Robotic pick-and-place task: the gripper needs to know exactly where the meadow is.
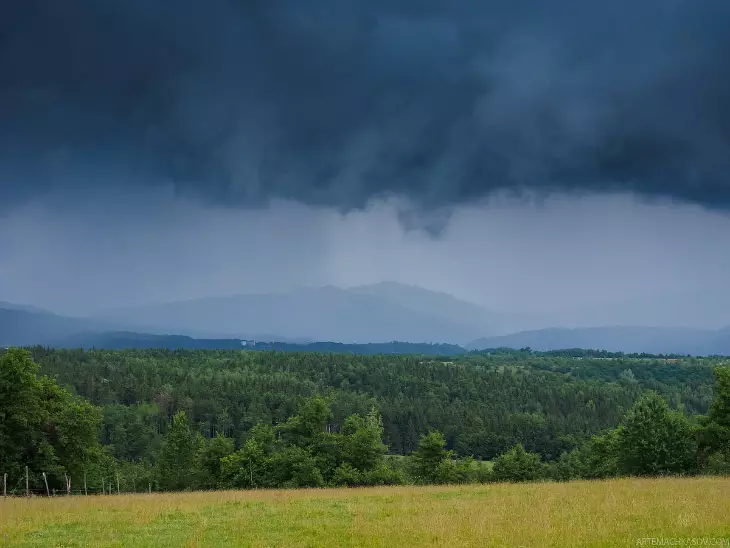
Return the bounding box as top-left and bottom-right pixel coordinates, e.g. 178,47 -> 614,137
2,477 -> 729,547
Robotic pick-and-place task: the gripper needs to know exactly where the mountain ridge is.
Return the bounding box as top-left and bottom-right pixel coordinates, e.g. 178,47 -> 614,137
467,325 -> 730,355
90,282 -> 495,344
5,283 -> 730,354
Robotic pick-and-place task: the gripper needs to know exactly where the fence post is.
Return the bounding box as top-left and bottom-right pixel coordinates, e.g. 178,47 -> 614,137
25,466 -> 29,497
42,472 -> 50,497
3,472 -> 6,497
65,474 -> 71,496
116,474 -> 120,494
84,471 -> 88,496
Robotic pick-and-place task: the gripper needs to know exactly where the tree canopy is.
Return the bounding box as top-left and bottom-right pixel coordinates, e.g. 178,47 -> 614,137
1,348 -> 728,492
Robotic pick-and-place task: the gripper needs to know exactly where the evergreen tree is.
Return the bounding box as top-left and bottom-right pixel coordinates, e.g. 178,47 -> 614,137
156,411 -> 199,491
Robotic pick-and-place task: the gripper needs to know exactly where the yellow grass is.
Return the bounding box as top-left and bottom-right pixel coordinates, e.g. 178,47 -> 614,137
1,477 -> 729,547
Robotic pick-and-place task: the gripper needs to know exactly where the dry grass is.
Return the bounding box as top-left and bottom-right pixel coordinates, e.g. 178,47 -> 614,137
1,477 -> 729,547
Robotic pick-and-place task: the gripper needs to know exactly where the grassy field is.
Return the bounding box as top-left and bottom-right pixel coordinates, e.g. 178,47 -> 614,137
1,477 -> 729,547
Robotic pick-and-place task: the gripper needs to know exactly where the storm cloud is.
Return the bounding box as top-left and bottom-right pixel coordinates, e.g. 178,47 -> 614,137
2,0 -> 730,216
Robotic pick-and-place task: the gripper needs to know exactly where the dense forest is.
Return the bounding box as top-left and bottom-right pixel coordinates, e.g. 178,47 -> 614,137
52,334 -> 467,355
28,347 -> 719,458
1,347 -> 728,494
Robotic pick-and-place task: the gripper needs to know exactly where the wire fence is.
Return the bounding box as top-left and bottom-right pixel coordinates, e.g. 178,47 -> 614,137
2,471 -> 154,498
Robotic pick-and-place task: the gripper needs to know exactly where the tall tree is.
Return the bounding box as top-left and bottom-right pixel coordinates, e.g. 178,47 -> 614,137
335,408 -> 391,485
220,423 -> 277,489
0,348 -> 101,487
156,411 -> 199,491
698,366 -> 730,469
708,366 -> 730,429
195,434 -> 235,489
0,348 -> 46,478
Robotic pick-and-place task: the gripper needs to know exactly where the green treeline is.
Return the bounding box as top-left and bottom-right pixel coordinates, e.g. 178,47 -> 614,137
28,348 -> 717,460
1,348 -> 728,493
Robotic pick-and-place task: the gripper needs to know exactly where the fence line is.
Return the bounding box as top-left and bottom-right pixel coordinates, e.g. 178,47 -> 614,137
1,469 -> 156,498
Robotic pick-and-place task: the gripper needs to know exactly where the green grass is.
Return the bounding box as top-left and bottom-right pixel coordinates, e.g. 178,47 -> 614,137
1,477 -> 729,547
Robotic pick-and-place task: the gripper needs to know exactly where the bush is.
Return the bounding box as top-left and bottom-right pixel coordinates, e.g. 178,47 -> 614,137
705,452 -> 730,475
332,462 -> 362,486
492,444 -> 542,482
616,392 -> 698,476
409,431 -> 453,484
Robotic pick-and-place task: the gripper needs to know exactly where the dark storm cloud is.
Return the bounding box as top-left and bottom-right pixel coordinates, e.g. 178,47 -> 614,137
1,0 -> 729,213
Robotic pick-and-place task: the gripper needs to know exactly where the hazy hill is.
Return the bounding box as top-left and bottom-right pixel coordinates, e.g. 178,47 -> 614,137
467,326 -> 730,355
0,305 -> 304,348
526,289 -> 730,331
7,283 -> 730,354
0,301 -> 51,314
50,331 -> 247,350
94,283 -> 495,344
348,282 -> 498,335
0,307 -> 97,347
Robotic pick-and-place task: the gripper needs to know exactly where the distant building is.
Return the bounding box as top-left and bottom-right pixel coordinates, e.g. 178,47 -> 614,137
240,340 -> 256,347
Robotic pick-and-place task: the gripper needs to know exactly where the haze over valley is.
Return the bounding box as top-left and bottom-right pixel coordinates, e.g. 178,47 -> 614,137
3,279 -> 730,354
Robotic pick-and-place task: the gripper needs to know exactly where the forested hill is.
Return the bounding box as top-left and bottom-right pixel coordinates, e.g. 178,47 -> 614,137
46,333 -> 466,355
29,347 -> 719,461
247,341 -> 465,355
468,326 -> 730,355
54,332 -> 246,350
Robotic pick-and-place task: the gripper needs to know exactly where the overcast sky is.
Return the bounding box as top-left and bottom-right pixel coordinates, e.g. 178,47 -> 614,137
2,191 -> 729,326
1,0 -> 729,326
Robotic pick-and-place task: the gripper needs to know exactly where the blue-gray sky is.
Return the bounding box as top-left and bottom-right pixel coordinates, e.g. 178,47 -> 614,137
1,0 -> 729,328
2,192 -> 730,331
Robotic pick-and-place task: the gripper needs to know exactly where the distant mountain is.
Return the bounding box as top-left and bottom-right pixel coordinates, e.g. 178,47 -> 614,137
11,282 -> 728,353
0,304 -> 299,348
94,283 -> 495,344
0,301 -> 51,314
0,308 -> 469,354
518,289 -> 730,331
51,331 -> 248,350
467,326 -> 730,355
348,282 -> 498,335
0,307 -> 97,347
